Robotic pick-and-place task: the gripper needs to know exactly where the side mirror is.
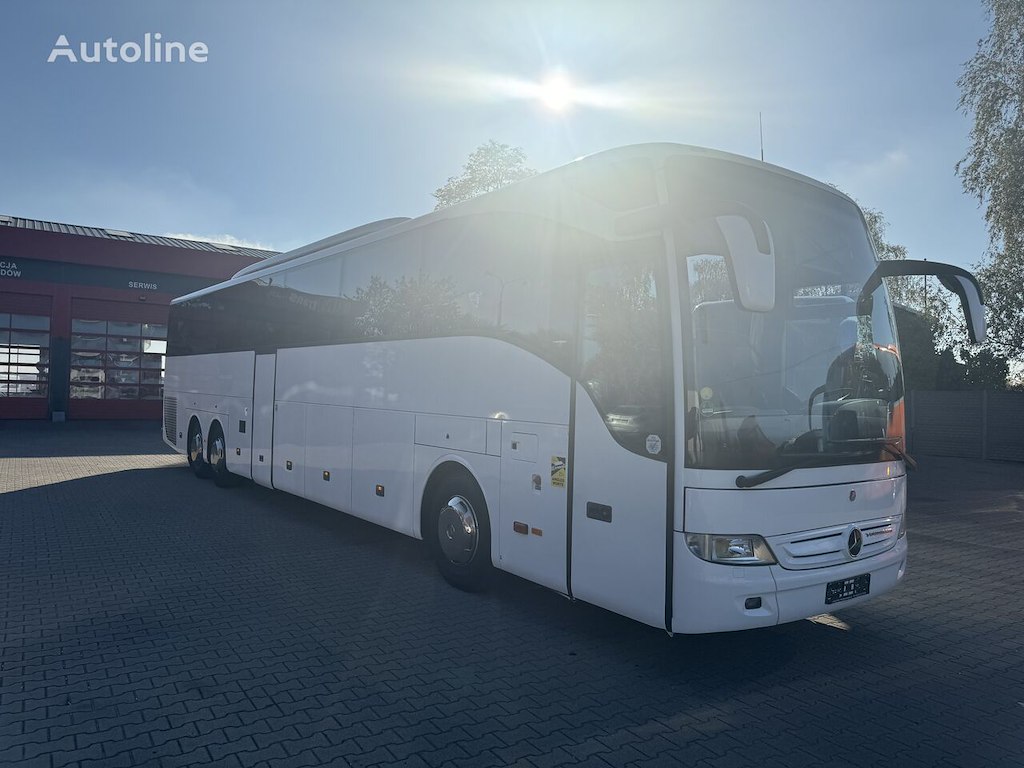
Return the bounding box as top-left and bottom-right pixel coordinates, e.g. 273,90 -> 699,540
857,259 -> 986,343
619,200 -> 776,312
715,214 -> 775,312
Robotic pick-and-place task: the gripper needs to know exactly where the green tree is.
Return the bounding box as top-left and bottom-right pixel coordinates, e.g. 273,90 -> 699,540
353,274 -> 464,337
961,347 -> 1010,389
432,140 -> 536,210
862,207 -> 908,262
956,0 -> 1024,360
935,349 -> 968,390
973,250 -> 1024,360
862,203 -> 1010,389
861,203 -> 953,329
856,201 -> 954,389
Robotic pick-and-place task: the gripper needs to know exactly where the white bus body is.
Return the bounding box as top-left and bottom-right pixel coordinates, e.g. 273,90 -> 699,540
162,143 -> 984,634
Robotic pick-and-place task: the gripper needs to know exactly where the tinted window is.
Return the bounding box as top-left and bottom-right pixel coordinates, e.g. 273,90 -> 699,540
580,236 -> 668,459
170,213 -> 587,372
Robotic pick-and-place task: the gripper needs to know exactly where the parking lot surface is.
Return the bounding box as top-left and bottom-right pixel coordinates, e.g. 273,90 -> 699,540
1,423 -> 1022,767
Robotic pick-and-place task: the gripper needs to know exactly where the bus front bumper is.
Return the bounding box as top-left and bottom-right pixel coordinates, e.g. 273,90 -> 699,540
671,533 -> 907,634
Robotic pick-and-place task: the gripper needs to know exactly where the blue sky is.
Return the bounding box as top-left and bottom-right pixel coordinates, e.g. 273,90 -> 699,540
0,1 -> 992,269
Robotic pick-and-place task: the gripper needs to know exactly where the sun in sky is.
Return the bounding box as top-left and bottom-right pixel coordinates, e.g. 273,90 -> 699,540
537,71 -> 575,112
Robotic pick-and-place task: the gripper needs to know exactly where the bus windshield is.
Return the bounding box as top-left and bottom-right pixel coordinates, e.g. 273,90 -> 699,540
669,157 -> 904,471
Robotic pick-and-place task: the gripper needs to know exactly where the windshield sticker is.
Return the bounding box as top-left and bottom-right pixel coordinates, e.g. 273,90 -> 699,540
645,434 -> 662,455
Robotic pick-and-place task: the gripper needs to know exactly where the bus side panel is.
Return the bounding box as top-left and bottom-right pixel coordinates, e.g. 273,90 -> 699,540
281,338 -> 569,425
251,354 -> 275,488
305,404 -> 354,513
176,351 -> 254,401
351,408 -> 416,536
273,400 -> 306,497
223,395 -> 254,480
497,421 -> 569,594
170,351 -> 254,465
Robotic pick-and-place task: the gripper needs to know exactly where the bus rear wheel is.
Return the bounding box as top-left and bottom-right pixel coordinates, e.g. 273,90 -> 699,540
208,422 -> 239,488
429,475 -> 492,592
187,418 -> 212,479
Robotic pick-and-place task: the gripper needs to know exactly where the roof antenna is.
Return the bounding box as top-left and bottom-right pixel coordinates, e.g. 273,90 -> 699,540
759,112 -> 764,162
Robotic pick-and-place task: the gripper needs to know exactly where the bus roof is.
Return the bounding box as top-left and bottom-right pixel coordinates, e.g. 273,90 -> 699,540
172,142 -> 856,305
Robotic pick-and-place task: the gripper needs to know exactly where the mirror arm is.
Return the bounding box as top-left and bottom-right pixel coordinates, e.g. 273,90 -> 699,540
856,260 -> 986,343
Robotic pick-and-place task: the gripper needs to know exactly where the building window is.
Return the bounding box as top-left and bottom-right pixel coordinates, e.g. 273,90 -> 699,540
0,313 -> 50,398
70,319 -> 166,400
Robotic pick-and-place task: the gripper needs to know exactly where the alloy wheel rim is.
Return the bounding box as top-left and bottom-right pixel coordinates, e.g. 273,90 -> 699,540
437,495 -> 478,565
210,435 -> 225,468
189,429 -> 204,464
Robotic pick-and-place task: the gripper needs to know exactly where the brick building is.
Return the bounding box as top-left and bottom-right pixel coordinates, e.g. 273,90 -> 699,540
0,215 -> 274,420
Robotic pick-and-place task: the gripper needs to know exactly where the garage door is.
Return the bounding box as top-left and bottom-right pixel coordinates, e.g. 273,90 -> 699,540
68,299 -> 168,419
0,292 -> 52,419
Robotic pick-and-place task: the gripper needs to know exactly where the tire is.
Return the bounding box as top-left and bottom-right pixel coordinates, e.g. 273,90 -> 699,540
208,422 -> 239,488
427,473 -> 493,592
187,418 -> 213,479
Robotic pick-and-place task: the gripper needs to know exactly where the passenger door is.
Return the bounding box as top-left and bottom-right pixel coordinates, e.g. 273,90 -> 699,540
569,242 -> 672,630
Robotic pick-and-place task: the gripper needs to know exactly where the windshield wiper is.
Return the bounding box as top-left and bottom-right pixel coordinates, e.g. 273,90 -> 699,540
735,455 -> 856,489
736,440 -> 917,489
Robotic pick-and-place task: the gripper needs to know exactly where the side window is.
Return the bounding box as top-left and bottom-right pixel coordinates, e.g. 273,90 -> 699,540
496,220 -> 579,370
168,282 -> 266,355
580,237 -> 668,459
430,213 -> 578,369
167,216 -> 583,364
276,258 -> 353,347
339,231 -> 463,339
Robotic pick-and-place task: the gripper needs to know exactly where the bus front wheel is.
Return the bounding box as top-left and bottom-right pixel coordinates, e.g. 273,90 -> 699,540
429,475 -> 492,592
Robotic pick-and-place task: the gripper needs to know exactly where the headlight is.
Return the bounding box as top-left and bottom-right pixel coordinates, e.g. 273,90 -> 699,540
898,511 -> 907,539
685,533 -> 776,565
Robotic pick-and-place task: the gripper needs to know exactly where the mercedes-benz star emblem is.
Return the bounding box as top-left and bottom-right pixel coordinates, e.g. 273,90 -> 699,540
848,528 -> 864,557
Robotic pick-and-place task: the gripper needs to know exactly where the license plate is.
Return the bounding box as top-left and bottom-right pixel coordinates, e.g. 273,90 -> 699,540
825,573 -> 870,605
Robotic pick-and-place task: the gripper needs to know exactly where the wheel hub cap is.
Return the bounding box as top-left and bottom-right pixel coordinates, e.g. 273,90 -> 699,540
189,430 -> 204,464
210,436 -> 225,467
438,495 -> 478,565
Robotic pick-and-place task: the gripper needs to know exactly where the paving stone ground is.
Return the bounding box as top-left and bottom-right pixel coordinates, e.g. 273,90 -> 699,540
1,422 -> 1022,767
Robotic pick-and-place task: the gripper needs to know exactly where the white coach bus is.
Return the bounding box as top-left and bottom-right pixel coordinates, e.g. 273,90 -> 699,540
162,143 -> 985,634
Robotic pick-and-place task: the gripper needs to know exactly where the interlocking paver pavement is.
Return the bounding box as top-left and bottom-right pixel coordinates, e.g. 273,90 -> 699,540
1,423 -> 1022,767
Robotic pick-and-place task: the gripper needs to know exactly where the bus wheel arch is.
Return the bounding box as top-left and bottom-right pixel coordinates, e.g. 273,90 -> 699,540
421,462 -> 493,592
187,416 -> 212,479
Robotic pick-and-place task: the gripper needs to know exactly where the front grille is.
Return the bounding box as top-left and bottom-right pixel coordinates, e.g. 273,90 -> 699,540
163,397 -> 178,445
768,516 -> 899,570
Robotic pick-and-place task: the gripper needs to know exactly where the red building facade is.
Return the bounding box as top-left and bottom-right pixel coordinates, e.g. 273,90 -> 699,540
0,217 -> 273,420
